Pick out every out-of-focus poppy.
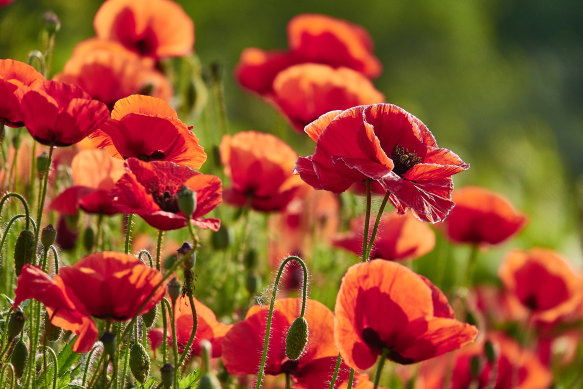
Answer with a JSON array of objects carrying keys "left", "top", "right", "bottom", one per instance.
[
  {"left": 171, "top": 295, "right": 231, "bottom": 358},
  {"left": 17, "top": 80, "right": 109, "bottom": 146},
  {"left": 295, "top": 104, "right": 469, "bottom": 223},
  {"left": 93, "top": 0, "right": 194, "bottom": 59},
  {"left": 268, "top": 189, "right": 339, "bottom": 268},
  {"left": 220, "top": 131, "right": 308, "bottom": 212},
  {"left": 332, "top": 210, "right": 435, "bottom": 261},
  {"left": 419, "top": 332, "right": 552, "bottom": 389},
  {"left": 111, "top": 158, "right": 222, "bottom": 231},
  {"left": 91, "top": 95, "right": 206, "bottom": 169},
  {"left": 222, "top": 298, "right": 352, "bottom": 388},
  {"left": 55, "top": 39, "right": 172, "bottom": 109},
  {"left": 50, "top": 149, "right": 125, "bottom": 215},
  {"left": 499, "top": 248, "right": 581, "bottom": 322},
  {"left": 439, "top": 186, "right": 528, "bottom": 246},
  {"left": 236, "top": 14, "right": 381, "bottom": 96},
  {"left": 13, "top": 251, "right": 165, "bottom": 353},
  {"left": 0, "top": 59, "right": 44, "bottom": 127},
  {"left": 0, "top": 0, "right": 14, "bottom": 7},
  {"left": 335, "top": 260, "right": 478, "bottom": 370},
  {"left": 148, "top": 328, "right": 164, "bottom": 358},
  {"left": 270, "top": 64, "right": 384, "bottom": 131}
]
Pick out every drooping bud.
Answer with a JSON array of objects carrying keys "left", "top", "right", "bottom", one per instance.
[
  {"left": 11, "top": 339, "right": 28, "bottom": 377},
  {"left": 7, "top": 310, "right": 25, "bottom": 340},
  {"left": 160, "top": 363, "right": 174, "bottom": 389},
  {"left": 245, "top": 272, "right": 259, "bottom": 295},
  {"left": 44, "top": 312, "right": 62, "bottom": 343},
  {"left": 14, "top": 229, "right": 35, "bottom": 275},
  {"left": 142, "top": 305, "right": 158, "bottom": 328},
  {"left": 36, "top": 151, "right": 50, "bottom": 175},
  {"left": 285, "top": 317, "right": 309, "bottom": 360},
  {"left": 129, "top": 342, "right": 150, "bottom": 383},
  {"left": 83, "top": 226, "right": 95, "bottom": 253},
  {"left": 211, "top": 225, "right": 231, "bottom": 250},
  {"left": 484, "top": 340, "right": 497, "bottom": 364},
  {"left": 43, "top": 11, "right": 61, "bottom": 35},
  {"left": 177, "top": 242, "right": 193, "bottom": 255},
  {"left": 470, "top": 355, "right": 481, "bottom": 378},
  {"left": 100, "top": 331, "right": 116, "bottom": 360},
  {"left": 243, "top": 249, "right": 258, "bottom": 269},
  {"left": 167, "top": 278, "right": 181, "bottom": 305},
  {"left": 177, "top": 186, "right": 197, "bottom": 218},
  {"left": 41, "top": 224, "right": 57, "bottom": 248}
]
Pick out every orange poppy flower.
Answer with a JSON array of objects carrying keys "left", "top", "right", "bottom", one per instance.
[
  {"left": 335, "top": 260, "right": 478, "bottom": 370},
  {"left": 171, "top": 295, "right": 231, "bottom": 358},
  {"left": 17, "top": 80, "right": 109, "bottom": 146},
  {"left": 0, "top": 59, "right": 44, "bottom": 127},
  {"left": 111, "top": 158, "right": 222, "bottom": 231},
  {"left": 270, "top": 64, "right": 384, "bottom": 131},
  {"left": 50, "top": 149, "right": 125, "bottom": 215},
  {"left": 332, "top": 210, "right": 435, "bottom": 261},
  {"left": 93, "top": 0, "right": 194, "bottom": 59},
  {"left": 419, "top": 332, "right": 552, "bottom": 389},
  {"left": 440, "top": 186, "right": 528, "bottom": 246},
  {"left": 90, "top": 95, "right": 206, "bottom": 169},
  {"left": 13, "top": 252, "right": 165, "bottom": 353},
  {"left": 55, "top": 39, "right": 172, "bottom": 109},
  {"left": 295, "top": 104, "right": 469, "bottom": 223},
  {"left": 222, "top": 298, "right": 352, "bottom": 388},
  {"left": 219, "top": 131, "right": 308, "bottom": 212},
  {"left": 499, "top": 248, "right": 582, "bottom": 322}
]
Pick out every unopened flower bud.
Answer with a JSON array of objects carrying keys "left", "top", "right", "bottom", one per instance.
[
  {"left": 83, "top": 225, "right": 95, "bottom": 253},
  {"left": 177, "top": 242, "right": 193, "bottom": 255},
  {"left": 177, "top": 186, "right": 197, "bottom": 218},
  {"left": 11, "top": 339, "right": 28, "bottom": 377},
  {"left": 211, "top": 225, "right": 231, "bottom": 250},
  {"left": 470, "top": 355, "right": 481, "bottom": 378},
  {"left": 160, "top": 363, "right": 174, "bottom": 389},
  {"left": 285, "top": 317, "right": 309, "bottom": 360},
  {"left": 178, "top": 242, "right": 195, "bottom": 270},
  {"left": 243, "top": 249, "right": 258, "bottom": 269},
  {"left": 129, "top": 342, "right": 150, "bottom": 383},
  {"left": 36, "top": 151, "right": 50, "bottom": 175},
  {"left": 41, "top": 224, "right": 57, "bottom": 248},
  {"left": 245, "top": 272, "right": 259, "bottom": 295},
  {"left": 142, "top": 305, "right": 158, "bottom": 328},
  {"left": 44, "top": 312, "right": 62, "bottom": 342},
  {"left": 484, "top": 340, "right": 497, "bottom": 364},
  {"left": 43, "top": 11, "right": 61, "bottom": 35},
  {"left": 7, "top": 310, "right": 25, "bottom": 340},
  {"left": 14, "top": 229, "right": 35, "bottom": 275},
  {"left": 100, "top": 331, "right": 116, "bottom": 360},
  {"left": 167, "top": 278, "right": 181, "bottom": 305}
]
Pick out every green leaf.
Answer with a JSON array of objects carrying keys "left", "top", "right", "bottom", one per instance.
[{"left": 179, "top": 370, "right": 201, "bottom": 389}]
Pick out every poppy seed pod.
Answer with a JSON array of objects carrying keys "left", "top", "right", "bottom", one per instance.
[
  {"left": 167, "top": 278, "right": 181, "bottom": 305},
  {"left": 43, "top": 11, "right": 61, "bottom": 35},
  {"left": 130, "top": 342, "right": 150, "bottom": 383},
  {"left": 36, "top": 152, "right": 50, "bottom": 175},
  {"left": 83, "top": 226, "right": 95, "bottom": 253},
  {"left": 160, "top": 363, "right": 174, "bottom": 389},
  {"left": 7, "top": 310, "right": 25, "bottom": 340},
  {"left": 11, "top": 339, "right": 28, "bottom": 377},
  {"left": 142, "top": 305, "right": 158, "bottom": 328},
  {"left": 177, "top": 186, "right": 197, "bottom": 218},
  {"left": 41, "top": 224, "right": 57, "bottom": 248},
  {"left": 285, "top": 316, "right": 309, "bottom": 360},
  {"left": 14, "top": 229, "right": 35, "bottom": 275},
  {"left": 210, "top": 224, "right": 231, "bottom": 250}
]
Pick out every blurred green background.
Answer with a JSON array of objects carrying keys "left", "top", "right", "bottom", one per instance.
[{"left": 1, "top": 0, "right": 583, "bottom": 293}]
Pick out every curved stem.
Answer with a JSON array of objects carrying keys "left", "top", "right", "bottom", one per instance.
[
  {"left": 33, "top": 144, "right": 54, "bottom": 262},
  {"left": 124, "top": 214, "right": 133, "bottom": 254},
  {"left": 82, "top": 346, "right": 100, "bottom": 386},
  {"left": 373, "top": 348, "right": 389, "bottom": 389},
  {"left": 48, "top": 245, "right": 59, "bottom": 274},
  {"left": 328, "top": 354, "right": 343, "bottom": 389},
  {"left": 255, "top": 256, "right": 309, "bottom": 389},
  {"left": 41, "top": 345, "right": 58, "bottom": 389},
  {"left": 178, "top": 294, "right": 197, "bottom": 368},
  {"left": 0, "top": 363, "right": 15, "bottom": 389},
  {"left": 0, "top": 193, "right": 31, "bottom": 231},
  {"left": 362, "top": 180, "right": 372, "bottom": 259},
  {"left": 138, "top": 249, "right": 154, "bottom": 268},
  {"left": 363, "top": 191, "right": 391, "bottom": 262}
]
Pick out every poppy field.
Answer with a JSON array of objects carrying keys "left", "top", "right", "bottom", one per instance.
[{"left": 0, "top": 0, "right": 582, "bottom": 388}]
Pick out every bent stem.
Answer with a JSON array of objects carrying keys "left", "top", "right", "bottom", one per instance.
[
  {"left": 178, "top": 294, "right": 197, "bottom": 368},
  {"left": 33, "top": 143, "right": 54, "bottom": 259},
  {"left": 363, "top": 191, "right": 391, "bottom": 262},
  {"left": 373, "top": 348, "right": 389, "bottom": 389},
  {"left": 255, "top": 255, "right": 309, "bottom": 389},
  {"left": 0, "top": 193, "right": 31, "bottom": 231}
]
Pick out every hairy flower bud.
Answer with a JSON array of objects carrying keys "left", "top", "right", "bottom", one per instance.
[
  {"left": 167, "top": 278, "right": 181, "bottom": 305},
  {"left": 285, "top": 317, "right": 309, "bottom": 360},
  {"left": 211, "top": 225, "right": 231, "bottom": 250},
  {"left": 160, "top": 363, "right": 174, "bottom": 389},
  {"left": 177, "top": 186, "right": 197, "bottom": 218},
  {"left": 14, "top": 229, "right": 35, "bottom": 275},
  {"left": 11, "top": 339, "right": 28, "bottom": 377},
  {"left": 7, "top": 310, "right": 25, "bottom": 340},
  {"left": 41, "top": 224, "right": 57, "bottom": 248},
  {"left": 142, "top": 305, "right": 158, "bottom": 328},
  {"left": 130, "top": 342, "right": 150, "bottom": 383},
  {"left": 83, "top": 225, "right": 95, "bottom": 253},
  {"left": 44, "top": 312, "right": 62, "bottom": 343},
  {"left": 36, "top": 152, "right": 50, "bottom": 175}
]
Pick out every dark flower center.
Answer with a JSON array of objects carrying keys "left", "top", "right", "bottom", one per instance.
[
  {"left": 281, "top": 359, "right": 299, "bottom": 374},
  {"left": 137, "top": 150, "right": 166, "bottom": 162},
  {"left": 153, "top": 190, "right": 179, "bottom": 213},
  {"left": 524, "top": 294, "right": 538, "bottom": 310},
  {"left": 361, "top": 327, "right": 415, "bottom": 365},
  {"left": 391, "top": 145, "right": 422, "bottom": 176}
]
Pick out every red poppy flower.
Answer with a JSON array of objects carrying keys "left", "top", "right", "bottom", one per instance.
[
  {"left": 50, "top": 149, "right": 125, "bottom": 215},
  {"left": 332, "top": 210, "right": 435, "bottom": 261},
  {"left": 0, "top": 59, "right": 44, "bottom": 127},
  {"left": 419, "top": 332, "right": 552, "bottom": 389},
  {"left": 90, "top": 95, "right": 206, "bottom": 169},
  {"left": 0, "top": 0, "right": 14, "bottom": 7},
  {"left": 148, "top": 328, "right": 164, "bottom": 358},
  {"left": 222, "top": 298, "right": 352, "bottom": 388},
  {"left": 295, "top": 104, "right": 469, "bottom": 223},
  {"left": 499, "top": 248, "right": 581, "bottom": 322},
  {"left": 55, "top": 39, "right": 172, "bottom": 110},
  {"left": 439, "top": 186, "right": 528, "bottom": 246},
  {"left": 335, "top": 260, "right": 477, "bottom": 370},
  {"left": 111, "top": 158, "right": 222, "bottom": 231},
  {"left": 219, "top": 131, "right": 308, "bottom": 212},
  {"left": 17, "top": 80, "right": 109, "bottom": 146},
  {"left": 171, "top": 295, "right": 231, "bottom": 358},
  {"left": 93, "top": 0, "right": 194, "bottom": 59},
  {"left": 270, "top": 64, "right": 384, "bottom": 131},
  {"left": 13, "top": 251, "right": 165, "bottom": 353}
]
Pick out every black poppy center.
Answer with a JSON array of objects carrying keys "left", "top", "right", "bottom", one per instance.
[
  {"left": 281, "top": 359, "right": 299, "bottom": 374},
  {"left": 153, "top": 190, "right": 179, "bottom": 213},
  {"left": 391, "top": 145, "right": 422, "bottom": 176},
  {"left": 361, "top": 327, "right": 415, "bottom": 365},
  {"left": 524, "top": 294, "right": 538, "bottom": 310},
  {"left": 137, "top": 150, "right": 166, "bottom": 162}
]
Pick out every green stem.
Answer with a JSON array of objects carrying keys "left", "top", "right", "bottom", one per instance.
[
  {"left": 178, "top": 294, "right": 197, "bottom": 368},
  {"left": 362, "top": 180, "right": 372, "bottom": 259},
  {"left": 87, "top": 348, "right": 107, "bottom": 389},
  {"left": 0, "top": 193, "right": 31, "bottom": 231},
  {"left": 169, "top": 299, "right": 179, "bottom": 389},
  {"left": 0, "top": 363, "right": 15, "bottom": 389},
  {"left": 138, "top": 250, "right": 154, "bottom": 268},
  {"left": 256, "top": 256, "right": 309, "bottom": 389},
  {"left": 33, "top": 144, "right": 54, "bottom": 261},
  {"left": 0, "top": 213, "right": 36, "bottom": 256},
  {"left": 7, "top": 137, "right": 19, "bottom": 192},
  {"left": 49, "top": 245, "right": 59, "bottom": 274},
  {"left": 124, "top": 214, "right": 133, "bottom": 254},
  {"left": 156, "top": 230, "right": 164, "bottom": 270},
  {"left": 82, "top": 346, "right": 99, "bottom": 386},
  {"left": 95, "top": 214, "right": 104, "bottom": 252},
  {"left": 119, "top": 335, "right": 130, "bottom": 389},
  {"left": 41, "top": 345, "right": 58, "bottom": 389},
  {"left": 285, "top": 374, "right": 291, "bottom": 389},
  {"left": 373, "top": 349, "right": 389, "bottom": 389},
  {"left": 328, "top": 354, "right": 343, "bottom": 389},
  {"left": 363, "top": 191, "right": 391, "bottom": 262},
  {"left": 161, "top": 299, "right": 168, "bottom": 364},
  {"left": 465, "top": 245, "right": 479, "bottom": 286},
  {"left": 347, "top": 369, "right": 355, "bottom": 388}
]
